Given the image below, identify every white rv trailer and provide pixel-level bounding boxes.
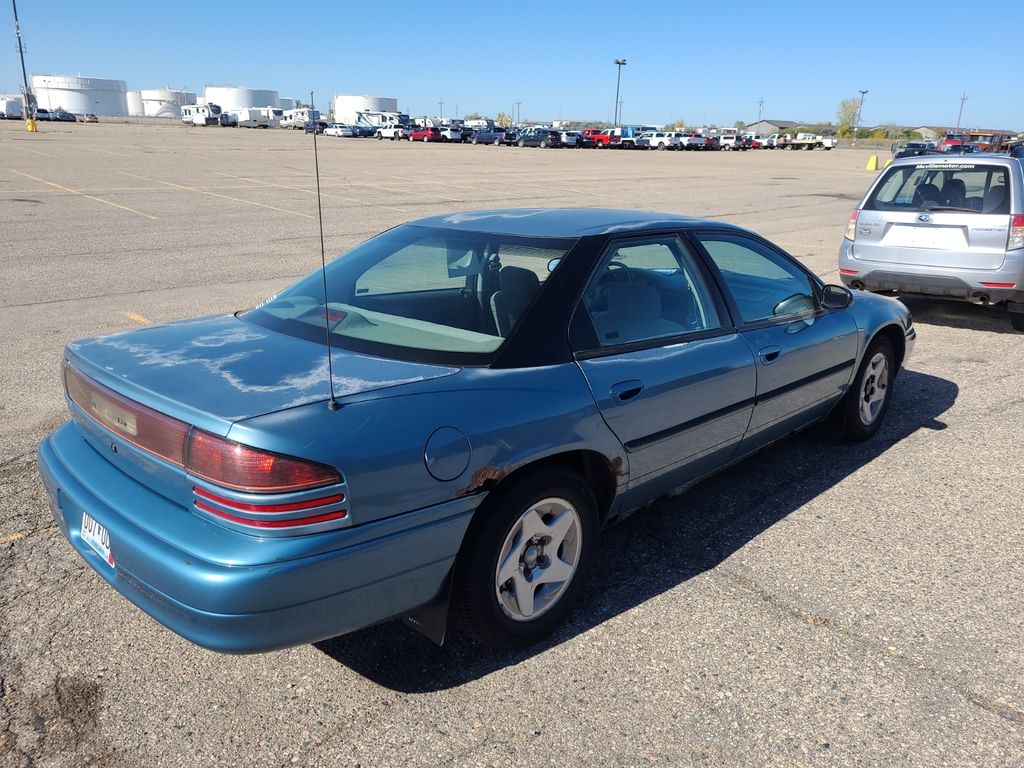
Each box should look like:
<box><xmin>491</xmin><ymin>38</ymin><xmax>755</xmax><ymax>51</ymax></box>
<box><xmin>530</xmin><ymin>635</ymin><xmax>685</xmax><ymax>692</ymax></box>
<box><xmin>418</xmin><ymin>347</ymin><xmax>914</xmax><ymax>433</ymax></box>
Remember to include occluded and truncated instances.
<box><xmin>258</xmin><ymin>106</ymin><xmax>284</xmax><ymax>127</ymax></box>
<box><xmin>230</xmin><ymin>108</ymin><xmax>270</xmax><ymax>128</ymax></box>
<box><xmin>181</xmin><ymin>103</ymin><xmax>222</xmax><ymax>126</ymax></box>
<box><xmin>280</xmin><ymin>107</ymin><xmax>320</xmax><ymax>129</ymax></box>
<box><xmin>0</xmin><ymin>98</ymin><xmax>23</xmax><ymax>119</ymax></box>
<box><xmin>352</xmin><ymin>110</ymin><xmax>409</xmax><ymax>128</ymax></box>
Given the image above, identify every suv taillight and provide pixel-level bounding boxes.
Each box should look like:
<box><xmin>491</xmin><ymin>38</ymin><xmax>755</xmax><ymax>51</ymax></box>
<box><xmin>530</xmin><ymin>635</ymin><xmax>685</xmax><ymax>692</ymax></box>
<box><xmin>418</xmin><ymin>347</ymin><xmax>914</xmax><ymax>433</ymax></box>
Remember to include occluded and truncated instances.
<box><xmin>845</xmin><ymin>209</ymin><xmax>859</xmax><ymax>241</ymax></box>
<box><xmin>1008</xmin><ymin>214</ymin><xmax>1024</xmax><ymax>251</ymax></box>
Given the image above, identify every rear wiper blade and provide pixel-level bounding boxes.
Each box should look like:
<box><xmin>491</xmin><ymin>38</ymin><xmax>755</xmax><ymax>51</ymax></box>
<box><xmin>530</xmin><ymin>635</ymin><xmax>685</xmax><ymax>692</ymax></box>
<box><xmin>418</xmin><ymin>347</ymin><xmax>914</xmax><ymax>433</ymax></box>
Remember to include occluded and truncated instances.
<box><xmin>923</xmin><ymin>205</ymin><xmax>976</xmax><ymax>213</ymax></box>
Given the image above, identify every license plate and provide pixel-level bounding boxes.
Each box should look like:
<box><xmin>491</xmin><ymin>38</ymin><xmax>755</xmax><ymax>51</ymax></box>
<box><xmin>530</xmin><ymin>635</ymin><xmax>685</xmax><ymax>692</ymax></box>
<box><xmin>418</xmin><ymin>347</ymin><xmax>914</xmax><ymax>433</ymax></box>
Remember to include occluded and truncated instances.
<box><xmin>81</xmin><ymin>512</ymin><xmax>115</xmax><ymax>568</ymax></box>
<box><xmin>886</xmin><ymin>224</ymin><xmax>965</xmax><ymax>250</ymax></box>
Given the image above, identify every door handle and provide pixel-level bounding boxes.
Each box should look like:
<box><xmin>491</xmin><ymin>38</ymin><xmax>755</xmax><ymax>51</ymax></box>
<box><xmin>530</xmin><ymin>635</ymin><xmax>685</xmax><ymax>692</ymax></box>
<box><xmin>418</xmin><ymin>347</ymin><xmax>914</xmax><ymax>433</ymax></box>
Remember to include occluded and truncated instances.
<box><xmin>759</xmin><ymin>346</ymin><xmax>781</xmax><ymax>364</ymax></box>
<box><xmin>609</xmin><ymin>380</ymin><xmax>644</xmax><ymax>403</ymax></box>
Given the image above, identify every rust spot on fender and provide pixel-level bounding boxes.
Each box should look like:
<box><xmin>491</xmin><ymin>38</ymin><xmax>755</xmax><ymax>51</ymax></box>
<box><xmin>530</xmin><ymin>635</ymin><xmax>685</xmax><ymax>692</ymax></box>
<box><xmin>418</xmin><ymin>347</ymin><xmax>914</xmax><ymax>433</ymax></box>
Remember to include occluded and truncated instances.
<box><xmin>455</xmin><ymin>464</ymin><xmax>506</xmax><ymax>498</ymax></box>
<box><xmin>611</xmin><ymin>456</ymin><xmax>625</xmax><ymax>476</ymax></box>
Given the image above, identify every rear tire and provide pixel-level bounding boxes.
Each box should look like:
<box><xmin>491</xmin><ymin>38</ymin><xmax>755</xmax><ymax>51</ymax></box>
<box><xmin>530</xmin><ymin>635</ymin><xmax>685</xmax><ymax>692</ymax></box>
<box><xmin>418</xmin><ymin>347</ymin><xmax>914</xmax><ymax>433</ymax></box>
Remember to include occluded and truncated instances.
<box><xmin>493</xmin><ymin>138</ymin><xmax>501</xmax><ymax>146</ymax></box>
<box><xmin>841</xmin><ymin>336</ymin><xmax>895</xmax><ymax>442</ymax></box>
<box><xmin>451</xmin><ymin>470</ymin><xmax>598</xmax><ymax>650</ymax></box>
<box><xmin>1011</xmin><ymin>312</ymin><xmax>1024</xmax><ymax>332</ymax></box>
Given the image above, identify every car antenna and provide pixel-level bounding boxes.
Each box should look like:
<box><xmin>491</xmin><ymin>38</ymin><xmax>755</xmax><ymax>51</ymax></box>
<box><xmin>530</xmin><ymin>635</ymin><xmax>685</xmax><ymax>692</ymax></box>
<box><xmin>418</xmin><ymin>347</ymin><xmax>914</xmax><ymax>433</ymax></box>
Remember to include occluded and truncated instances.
<box><xmin>311</xmin><ymin>90</ymin><xmax>340</xmax><ymax>411</ymax></box>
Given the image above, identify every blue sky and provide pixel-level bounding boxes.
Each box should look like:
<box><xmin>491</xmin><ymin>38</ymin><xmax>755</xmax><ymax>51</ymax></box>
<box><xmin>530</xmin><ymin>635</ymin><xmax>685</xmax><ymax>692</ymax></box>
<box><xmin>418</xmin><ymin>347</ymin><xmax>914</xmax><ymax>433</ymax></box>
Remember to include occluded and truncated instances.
<box><xmin>2</xmin><ymin>0</ymin><xmax>1020</xmax><ymax>130</ymax></box>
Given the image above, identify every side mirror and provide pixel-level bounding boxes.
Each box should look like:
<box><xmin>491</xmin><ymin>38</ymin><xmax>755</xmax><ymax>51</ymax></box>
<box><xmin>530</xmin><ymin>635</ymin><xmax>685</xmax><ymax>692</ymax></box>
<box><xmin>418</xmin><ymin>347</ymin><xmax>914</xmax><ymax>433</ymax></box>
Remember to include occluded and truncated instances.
<box><xmin>821</xmin><ymin>284</ymin><xmax>853</xmax><ymax>309</ymax></box>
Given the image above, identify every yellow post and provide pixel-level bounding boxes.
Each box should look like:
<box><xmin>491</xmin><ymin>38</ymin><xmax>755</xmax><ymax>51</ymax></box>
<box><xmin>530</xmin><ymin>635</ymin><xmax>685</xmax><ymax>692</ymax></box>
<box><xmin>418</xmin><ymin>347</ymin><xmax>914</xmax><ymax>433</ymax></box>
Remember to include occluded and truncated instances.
<box><xmin>866</xmin><ymin>154</ymin><xmax>878</xmax><ymax>171</ymax></box>
<box><xmin>25</xmin><ymin>118</ymin><xmax>37</xmax><ymax>132</ymax></box>
<box><xmin>884</xmin><ymin>158</ymin><xmax>893</xmax><ymax>168</ymax></box>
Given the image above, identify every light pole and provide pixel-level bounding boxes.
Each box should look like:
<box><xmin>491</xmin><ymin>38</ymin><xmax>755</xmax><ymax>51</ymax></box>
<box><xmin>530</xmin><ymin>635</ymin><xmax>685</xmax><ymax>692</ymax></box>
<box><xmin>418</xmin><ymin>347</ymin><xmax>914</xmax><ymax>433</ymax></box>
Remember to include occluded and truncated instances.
<box><xmin>853</xmin><ymin>89</ymin><xmax>868</xmax><ymax>145</ymax></box>
<box><xmin>613</xmin><ymin>59</ymin><xmax>627</xmax><ymax>126</ymax></box>
<box><xmin>11</xmin><ymin>0</ymin><xmax>36</xmax><ymax>123</ymax></box>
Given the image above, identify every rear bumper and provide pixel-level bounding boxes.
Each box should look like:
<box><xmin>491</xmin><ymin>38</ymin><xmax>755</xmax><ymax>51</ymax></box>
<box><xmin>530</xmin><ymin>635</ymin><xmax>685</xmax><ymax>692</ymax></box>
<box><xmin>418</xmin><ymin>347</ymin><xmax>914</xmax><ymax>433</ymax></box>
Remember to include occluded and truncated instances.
<box><xmin>839</xmin><ymin>240</ymin><xmax>1024</xmax><ymax>305</ymax></box>
<box><xmin>38</xmin><ymin>423</ymin><xmax>479</xmax><ymax>653</ymax></box>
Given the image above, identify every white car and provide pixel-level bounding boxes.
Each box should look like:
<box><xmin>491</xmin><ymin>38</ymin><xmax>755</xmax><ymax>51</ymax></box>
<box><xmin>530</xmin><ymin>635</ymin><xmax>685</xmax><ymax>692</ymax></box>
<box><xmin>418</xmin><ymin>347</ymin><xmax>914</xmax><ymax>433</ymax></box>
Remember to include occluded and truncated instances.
<box><xmin>376</xmin><ymin>125</ymin><xmax>409</xmax><ymax>141</ymax></box>
<box><xmin>323</xmin><ymin>123</ymin><xmax>354</xmax><ymax>138</ymax></box>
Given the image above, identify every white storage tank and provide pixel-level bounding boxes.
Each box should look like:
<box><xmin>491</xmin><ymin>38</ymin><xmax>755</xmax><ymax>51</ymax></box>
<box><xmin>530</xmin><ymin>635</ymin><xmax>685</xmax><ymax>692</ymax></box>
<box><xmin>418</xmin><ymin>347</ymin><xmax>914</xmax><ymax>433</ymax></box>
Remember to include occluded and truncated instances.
<box><xmin>204</xmin><ymin>85</ymin><xmax>279</xmax><ymax>111</ymax></box>
<box><xmin>278</xmin><ymin>97</ymin><xmax>298</xmax><ymax>111</ymax></box>
<box><xmin>140</xmin><ymin>89</ymin><xmax>196</xmax><ymax>118</ymax></box>
<box><xmin>127</xmin><ymin>90</ymin><xmax>144</xmax><ymax>116</ymax></box>
<box><xmin>32</xmin><ymin>74</ymin><xmax>129</xmax><ymax>116</ymax></box>
<box><xmin>333</xmin><ymin>95</ymin><xmax>399</xmax><ymax>124</ymax></box>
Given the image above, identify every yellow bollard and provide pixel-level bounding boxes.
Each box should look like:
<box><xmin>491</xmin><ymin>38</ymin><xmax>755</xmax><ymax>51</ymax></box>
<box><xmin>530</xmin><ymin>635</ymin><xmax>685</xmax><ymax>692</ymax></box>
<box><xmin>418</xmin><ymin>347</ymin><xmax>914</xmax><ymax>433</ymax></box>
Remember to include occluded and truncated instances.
<box><xmin>25</xmin><ymin>118</ymin><xmax>37</xmax><ymax>132</ymax></box>
<box><xmin>866</xmin><ymin>154</ymin><xmax>878</xmax><ymax>171</ymax></box>
<box><xmin>884</xmin><ymin>158</ymin><xmax>893</xmax><ymax>167</ymax></box>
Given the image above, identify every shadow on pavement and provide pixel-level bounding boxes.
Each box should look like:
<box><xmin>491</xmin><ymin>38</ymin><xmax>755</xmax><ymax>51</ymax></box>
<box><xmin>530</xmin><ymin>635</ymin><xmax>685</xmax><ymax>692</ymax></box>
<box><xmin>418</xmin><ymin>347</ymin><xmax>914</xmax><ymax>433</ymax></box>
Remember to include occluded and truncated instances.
<box><xmin>899</xmin><ymin>296</ymin><xmax>1020</xmax><ymax>335</ymax></box>
<box><xmin>315</xmin><ymin>368</ymin><xmax>957</xmax><ymax>692</ymax></box>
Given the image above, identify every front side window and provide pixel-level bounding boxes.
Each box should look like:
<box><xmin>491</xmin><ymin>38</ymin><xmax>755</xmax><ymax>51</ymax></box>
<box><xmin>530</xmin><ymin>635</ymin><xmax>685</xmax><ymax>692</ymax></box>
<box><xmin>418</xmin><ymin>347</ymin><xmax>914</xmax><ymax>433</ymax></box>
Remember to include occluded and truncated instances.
<box><xmin>866</xmin><ymin>163</ymin><xmax>1010</xmax><ymax>213</ymax></box>
<box><xmin>582</xmin><ymin>236</ymin><xmax>722</xmax><ymax>347</ymax></box>
<box><xmin>244</xmin><ymin>225</ymin><xmax>574</xmax><ymax>362</ymax></box>
<box><xmin>697</xmin><ymin>234</ymin><xmax>817</xmax><ymax>324</ymax></box>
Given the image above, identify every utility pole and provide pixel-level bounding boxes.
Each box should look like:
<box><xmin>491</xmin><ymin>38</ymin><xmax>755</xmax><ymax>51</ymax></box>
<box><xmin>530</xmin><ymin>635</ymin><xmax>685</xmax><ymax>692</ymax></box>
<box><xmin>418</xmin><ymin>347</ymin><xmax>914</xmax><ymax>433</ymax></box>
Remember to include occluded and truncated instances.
<box><xmin>11</xmin><ymin>0</ymin><xmax>36</xmax><ymax>122</ymax></box>
<box><xmin>514</xmin><ymin>99</ymin><xmax>521</xmax><ymax>126</ymax></box>
<box><xmin>756</xmin><ymin>95</ymin><xmax>764</xmax><ymax>131</ymax></box>
<box><xmin>438</xmin><ymin>99</ymin><xmax>443</xmax><ymax>120</ymax></box>
<box><xmin>853</xmin><ymin>89</ymin><xmax>868</xmax><ymax>145</ymax></box>
<box><xmin>455</xmin><ymin>104</ymin><xmax>459</xmax><ymax>119</ymax></box>
<box><xmin>613</xmin><ymin>59</ymin><xmax>627</xmax><ymax>126</ymax></box>
<box><xmin>955</xmin><ymin>92</ymin><xmax>967</xmax><ymax>133</ymax></box>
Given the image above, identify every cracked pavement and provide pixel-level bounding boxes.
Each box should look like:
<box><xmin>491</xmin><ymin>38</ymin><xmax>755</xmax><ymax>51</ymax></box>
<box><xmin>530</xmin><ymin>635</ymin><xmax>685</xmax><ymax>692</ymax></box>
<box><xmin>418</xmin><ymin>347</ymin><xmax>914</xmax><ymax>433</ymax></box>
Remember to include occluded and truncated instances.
<box><xmin>1</xmin><ymin>122</ymin><xmax>1021</xmax><ymax>767</ymax></box>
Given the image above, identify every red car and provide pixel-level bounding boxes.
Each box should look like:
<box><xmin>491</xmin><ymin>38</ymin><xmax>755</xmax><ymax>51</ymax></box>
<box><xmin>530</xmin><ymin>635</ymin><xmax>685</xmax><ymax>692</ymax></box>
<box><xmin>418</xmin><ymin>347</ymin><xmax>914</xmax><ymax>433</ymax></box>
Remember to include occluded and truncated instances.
<box><xmin>408</xmin><ymin>127</ymin><xmax>442</xmax><ymax>142</ymax></box>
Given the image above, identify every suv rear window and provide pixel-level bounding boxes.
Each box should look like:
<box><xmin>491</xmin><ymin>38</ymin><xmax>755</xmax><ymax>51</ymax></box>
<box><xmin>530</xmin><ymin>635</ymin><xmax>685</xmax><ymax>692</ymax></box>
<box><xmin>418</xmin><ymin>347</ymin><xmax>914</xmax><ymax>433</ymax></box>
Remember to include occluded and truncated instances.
<box><xmin>865</xmin><ymin>163</ymin><xmax>1010</xmax><ymax>214</ymax></box>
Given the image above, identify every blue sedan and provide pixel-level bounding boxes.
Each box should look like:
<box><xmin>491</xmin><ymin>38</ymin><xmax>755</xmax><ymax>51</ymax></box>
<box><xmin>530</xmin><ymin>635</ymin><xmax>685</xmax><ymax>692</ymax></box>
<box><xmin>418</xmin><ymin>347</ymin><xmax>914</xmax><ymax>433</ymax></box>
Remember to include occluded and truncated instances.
<box><xmin>38</xmin><ymin>209</ymin><xmax>915</xmax><ymax>652</ymax></box>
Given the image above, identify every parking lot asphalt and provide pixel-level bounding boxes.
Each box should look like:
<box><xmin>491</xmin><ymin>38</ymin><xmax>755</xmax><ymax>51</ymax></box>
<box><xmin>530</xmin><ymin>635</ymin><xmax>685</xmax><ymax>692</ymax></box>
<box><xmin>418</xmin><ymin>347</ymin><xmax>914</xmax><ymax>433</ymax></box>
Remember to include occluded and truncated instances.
<box><xmin>1</xmin><ymin>121</ymin><xmax>1021</xmax><ymax>767</ymax></box>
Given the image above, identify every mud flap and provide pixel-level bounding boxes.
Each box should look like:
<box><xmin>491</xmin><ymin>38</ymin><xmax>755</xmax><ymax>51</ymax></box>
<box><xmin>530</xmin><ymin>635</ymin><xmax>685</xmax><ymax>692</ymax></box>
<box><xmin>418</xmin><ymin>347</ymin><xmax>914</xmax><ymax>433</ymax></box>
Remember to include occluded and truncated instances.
<box><xmin>402</xmin><ymin>568</ymin><xmax>453</xmax><ymax>645</ymax></box>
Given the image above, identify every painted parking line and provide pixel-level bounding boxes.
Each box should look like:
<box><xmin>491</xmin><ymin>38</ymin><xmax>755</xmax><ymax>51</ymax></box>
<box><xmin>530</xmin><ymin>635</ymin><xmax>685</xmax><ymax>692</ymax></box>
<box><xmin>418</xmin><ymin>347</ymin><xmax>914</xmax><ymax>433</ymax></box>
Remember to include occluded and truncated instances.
<box><xmin>0</xmin><ymin>142</ymin><xmax>59</xmax><ymax>158</ymax></box>
<box><xmin>120</xmin><ymin>171</ymin><xmax>316</xmax><ymax>220</ymax></box>
<box><xmin>78</xmin><ymin>146</ymin><xmax>134</xmax><ymax>158</ymax></box>
<box><xmin>215</xmin><ymin>172</ymin><xmax>409</xmax><ymax>213</ymax></box>
<box><xmin>124</xmin><ymin>311</ymin><xmax>151</xmax><ymax>325</ymax></box>
<box><xmin>11</xmin><ymin>170</ymin><xmax>158</xmax><ymax>220</ymax></box>
<box><xmin>0</xmin><ymin>526</ymin><xmax>57</xmax><ymax>545</ymax></box>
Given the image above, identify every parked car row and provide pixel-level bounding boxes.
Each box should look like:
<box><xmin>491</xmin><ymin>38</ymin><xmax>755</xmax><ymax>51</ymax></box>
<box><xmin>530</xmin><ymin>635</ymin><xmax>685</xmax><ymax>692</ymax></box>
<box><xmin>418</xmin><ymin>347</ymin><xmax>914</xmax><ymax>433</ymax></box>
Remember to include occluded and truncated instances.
<box><xmin>28</xmin><ymin>108</ymin><xmax>97</xmax><ymax>123</ymax></box>
<box><xmin>309</xmin><ymin>122</ymin><xmax>839</xmax><ymax>152</ymax></box>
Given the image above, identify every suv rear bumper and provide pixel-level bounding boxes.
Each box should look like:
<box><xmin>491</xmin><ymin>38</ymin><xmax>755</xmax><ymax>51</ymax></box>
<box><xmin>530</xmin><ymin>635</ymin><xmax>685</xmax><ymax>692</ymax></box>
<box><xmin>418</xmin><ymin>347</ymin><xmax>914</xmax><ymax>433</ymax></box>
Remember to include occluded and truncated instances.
<box><xmin>839</xmin><ymin>240</ymin><xmax>1024</xmax><ymax>305</ymax></box>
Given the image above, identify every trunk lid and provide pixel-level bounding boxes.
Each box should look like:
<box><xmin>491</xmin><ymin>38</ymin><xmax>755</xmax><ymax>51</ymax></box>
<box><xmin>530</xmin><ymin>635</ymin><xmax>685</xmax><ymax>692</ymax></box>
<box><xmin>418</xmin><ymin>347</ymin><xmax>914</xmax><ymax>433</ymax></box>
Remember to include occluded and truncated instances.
<box><xmin>852</xmin><ymin>210</ymin><xmax>1010</xmax><ymax>270</ymax></box>
<box><xmin>66</xmin><ymin>313</ymin><xmax>459</xmax><ymax>437</ymax></box>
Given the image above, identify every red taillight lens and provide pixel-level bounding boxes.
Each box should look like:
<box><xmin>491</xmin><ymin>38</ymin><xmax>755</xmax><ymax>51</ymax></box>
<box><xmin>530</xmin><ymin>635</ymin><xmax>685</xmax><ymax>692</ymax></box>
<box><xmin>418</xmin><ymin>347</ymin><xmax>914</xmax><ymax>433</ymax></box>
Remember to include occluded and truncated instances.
<box><xmin>185</xmin><ymin>430</ymin><xmax>340</xmax><ymax>493</ymax></box>
<box><xmin>65</xmin><ymin>365</ymin><xmax>341</xmax><ymax>495</ymax></box>
<box><xmin>1008</xmin><ymin>214</ymin><xmax>1024</xmax><ymax>251</ymax></box>
<box><xmin>193</xmin><ymin>486</ymin><xmax>347</xmax><ymax>529</ymax></box>
<box><xmin>844</xmin><ymin>209</ymin><xmax>859</xmax><ymax>241</ymax></box>
<box><xmin>65</xmin><ymin>364</ymin><xmax>189</xmax><ymax>465</ymax></box>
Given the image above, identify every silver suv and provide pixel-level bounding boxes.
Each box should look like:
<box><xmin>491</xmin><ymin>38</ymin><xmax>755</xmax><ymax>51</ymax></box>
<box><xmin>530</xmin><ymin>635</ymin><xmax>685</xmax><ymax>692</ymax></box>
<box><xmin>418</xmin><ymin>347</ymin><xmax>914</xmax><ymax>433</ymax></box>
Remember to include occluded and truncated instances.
<box><xmin>839</xmin><ymin>154</ymin><xmax>1024</xmax><ymax>330</ymax></box>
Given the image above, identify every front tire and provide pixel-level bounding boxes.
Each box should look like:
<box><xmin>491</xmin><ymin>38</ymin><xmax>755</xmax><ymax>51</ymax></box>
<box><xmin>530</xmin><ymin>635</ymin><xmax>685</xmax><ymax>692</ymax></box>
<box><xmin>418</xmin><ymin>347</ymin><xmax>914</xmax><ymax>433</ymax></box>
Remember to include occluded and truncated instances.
<box><xmin>451</xmin><ymin>470</ymin><xmax>598</xmax><ymax>649</ymax></box>
<box><xmin>841</xmin><ymin>336</ymin><xmax>895</xmax><ymax>442</ymax></box>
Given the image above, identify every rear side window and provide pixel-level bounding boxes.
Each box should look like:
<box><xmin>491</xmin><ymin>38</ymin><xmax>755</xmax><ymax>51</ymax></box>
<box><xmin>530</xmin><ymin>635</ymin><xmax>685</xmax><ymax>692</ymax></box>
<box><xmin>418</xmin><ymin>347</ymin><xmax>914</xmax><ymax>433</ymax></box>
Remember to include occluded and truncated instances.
<box><xmin>866</xmin><ymin>163</ymin><xmax>1010</xmax><ymax>214</ymax></box>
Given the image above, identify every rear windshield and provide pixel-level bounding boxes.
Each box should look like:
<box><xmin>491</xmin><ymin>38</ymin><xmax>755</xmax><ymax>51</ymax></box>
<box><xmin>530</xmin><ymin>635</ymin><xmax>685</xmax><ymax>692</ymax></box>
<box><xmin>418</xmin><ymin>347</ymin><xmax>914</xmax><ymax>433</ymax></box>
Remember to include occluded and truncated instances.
<box><xmin>865</xmin><ymin>163</ymin><xmax>1010</xmax><ymax>214</ymax></box>
<box><xmin>243</xmin><ymin>225</ymin><xmax>575</xmax><ymax>365</ymax></box>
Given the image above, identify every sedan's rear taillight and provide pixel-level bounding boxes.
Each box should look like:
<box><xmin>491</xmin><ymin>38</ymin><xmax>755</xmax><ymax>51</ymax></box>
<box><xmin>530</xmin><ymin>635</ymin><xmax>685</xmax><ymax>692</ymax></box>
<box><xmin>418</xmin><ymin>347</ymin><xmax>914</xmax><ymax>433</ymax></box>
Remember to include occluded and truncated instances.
<box><xmin>66</xmin><ymin>364</ymin><xmax>341</xmax><ymax>498</ymax></box>
<box><xmin>185</xmin><ymin>429</ymin><xmax>340</xmax><ymax>493</ymax></box>
<box><xmin>1008</xmin><ymin>214</ymin><xmax>1024</xmax><ymax>251</ymax></box>
<box><xmin>844</xmin><ymin>210</ymin><xmax>859</xmax><ymax>241</ymax></box>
